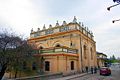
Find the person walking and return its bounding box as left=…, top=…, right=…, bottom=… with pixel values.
left=91, top=67, right=93, bottom=74
left=94, top=67, right=97, bottom=73
left=86, top=66, right=88, bottom=73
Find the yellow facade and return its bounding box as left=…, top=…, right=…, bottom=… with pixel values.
left=28, top=17, right=97, bottom=74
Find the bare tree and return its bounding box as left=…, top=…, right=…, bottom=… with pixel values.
left=0, top=31, right=34, bottom=79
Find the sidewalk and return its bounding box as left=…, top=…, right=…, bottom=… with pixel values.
left=51, top=72, right=90, bottom=80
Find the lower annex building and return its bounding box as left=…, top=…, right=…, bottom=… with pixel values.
left=28, top=17, right=97, bottom=74
left=97, top=52, right=108, bottom=68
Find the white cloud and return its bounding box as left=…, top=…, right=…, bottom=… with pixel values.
left=0, top=0, right=46, bottom=36
left=0, top=0, right=120, bottom=57
left=93, top=20, right=120, bottom=57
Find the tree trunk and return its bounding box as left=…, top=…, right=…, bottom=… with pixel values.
left=0, top=64, right=7, bottom=80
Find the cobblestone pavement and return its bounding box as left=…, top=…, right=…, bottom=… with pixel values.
left=69, top=70, right=120, bottom=80
left=51, top=65, right=120, bottom=80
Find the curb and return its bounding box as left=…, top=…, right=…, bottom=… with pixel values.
left=66, top=73, right=90, bottom=80
left=52, top=72, right=91, bottom=80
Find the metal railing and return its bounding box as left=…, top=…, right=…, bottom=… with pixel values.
left=36, top=47, right=78, bottom=54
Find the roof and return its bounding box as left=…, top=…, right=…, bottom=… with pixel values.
left=96, top=51, right=107, bottom=57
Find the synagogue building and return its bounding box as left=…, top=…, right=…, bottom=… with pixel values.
left=28, top=16, right=97, bottom=74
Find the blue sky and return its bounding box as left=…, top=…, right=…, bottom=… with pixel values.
left=0, top=0, right=120, bottom=58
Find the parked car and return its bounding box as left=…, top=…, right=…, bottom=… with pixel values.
left=99, top=67, right=111, bottom=76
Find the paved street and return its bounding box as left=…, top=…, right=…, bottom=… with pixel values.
left=52, top=65, right=120, bottom=80
left=69, top=66, right=120, bottom=80
left=69, top=70, right=120, bottom=80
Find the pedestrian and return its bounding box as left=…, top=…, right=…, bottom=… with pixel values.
left=91, top=67, right=93, bottom=74
left=98, top=66, right=100, bottom=69
left=86, top=66, right=88, bottom=73
left=94, top=67, right=97, bottom=73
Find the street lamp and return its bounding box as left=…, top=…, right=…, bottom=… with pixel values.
left=107, top=0, right=120, bottom=23
left=107, top=3, right=120, bottom=11
left=107, top=0, right=120, bottom=11
left=112, top=19, right=120, bottom=23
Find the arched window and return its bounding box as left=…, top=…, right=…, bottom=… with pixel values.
left=84, top=45, right=87, bottom=59
left=45, top=61, right=50, bottom=71
left=55, top=44, right=61, bottom=47
left=71, top=61, right=74, bottom=70
left=90, top=48, right=93, bottom=60
left=70, top=42, right=72, bottom=46
left=40, top=46, right=43, bottom=49
left=39, top=46, right=43, bottom=54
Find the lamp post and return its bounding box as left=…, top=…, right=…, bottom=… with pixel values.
left=107, top=0, right=120, bottom=23
left=107, top=3, right=120, bottom=11
left=112, top=19, right=120, bottom=23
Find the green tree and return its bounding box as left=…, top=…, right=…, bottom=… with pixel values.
left=108, top=55, right=119, bottom=63
left=111, top=55, right=116, bottom=60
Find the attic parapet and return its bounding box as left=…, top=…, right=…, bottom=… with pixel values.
left=30, top=17, right=94, bottom=40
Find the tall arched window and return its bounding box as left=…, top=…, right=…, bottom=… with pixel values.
left=90, top=48, right=93, bottom=60
left=45, top=61, right=50, bottom=71
left=84, top=45, right=87, bottom=59
left=39, top=46, right=43, bottom=54
left=71, top=61, right=74, bottom=70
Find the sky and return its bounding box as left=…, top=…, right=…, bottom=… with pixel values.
left=0, top=0, right=120, bottom=58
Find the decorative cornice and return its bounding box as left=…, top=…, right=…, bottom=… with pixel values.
left=30, top=17, right=94, bottom=40
left=33, top=53, right=78, bottom=57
